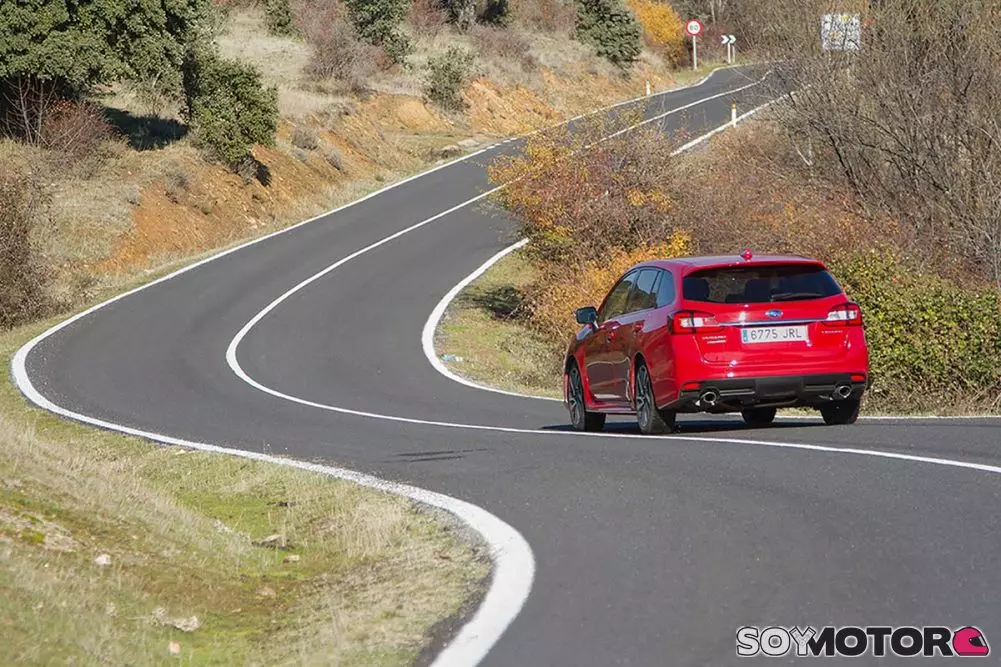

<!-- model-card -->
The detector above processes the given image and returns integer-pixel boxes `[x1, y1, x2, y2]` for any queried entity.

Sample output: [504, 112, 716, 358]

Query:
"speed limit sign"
[685, 19, 704, 70]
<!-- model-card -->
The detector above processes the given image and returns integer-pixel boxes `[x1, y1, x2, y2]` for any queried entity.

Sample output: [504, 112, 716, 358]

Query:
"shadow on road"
[540, 417, 824, 436]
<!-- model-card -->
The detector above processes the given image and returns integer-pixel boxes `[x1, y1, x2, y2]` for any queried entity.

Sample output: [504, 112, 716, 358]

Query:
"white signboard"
[821, 13, 861, 51]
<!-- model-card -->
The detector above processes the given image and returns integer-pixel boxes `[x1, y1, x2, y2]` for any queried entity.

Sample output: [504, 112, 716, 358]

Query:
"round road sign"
[685, 19, 704, 37]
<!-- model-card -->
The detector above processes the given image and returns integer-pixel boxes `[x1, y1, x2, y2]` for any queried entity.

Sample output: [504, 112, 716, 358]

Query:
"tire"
[635, 362, 676, 435]
[820, 399, 861, 426]
[567, 364, 606, 432]
[741, 407, 777, 427]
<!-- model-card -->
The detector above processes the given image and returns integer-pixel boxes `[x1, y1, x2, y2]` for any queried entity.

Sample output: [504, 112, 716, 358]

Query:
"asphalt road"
[19, 65, 1001, 665]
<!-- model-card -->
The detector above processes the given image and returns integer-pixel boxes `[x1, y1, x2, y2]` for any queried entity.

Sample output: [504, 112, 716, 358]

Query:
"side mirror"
[575, 306, 598, 325]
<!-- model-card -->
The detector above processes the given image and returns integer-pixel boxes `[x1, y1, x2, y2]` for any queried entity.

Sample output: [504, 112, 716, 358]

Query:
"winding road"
[14, 65, 1001, 665]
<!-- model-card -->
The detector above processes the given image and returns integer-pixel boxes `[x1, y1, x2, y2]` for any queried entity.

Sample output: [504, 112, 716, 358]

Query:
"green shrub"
[344, 0, 411, 61]
[182, 50, 279, 171]
[575, 0, 642, 66]
[265, 0, 296, 35]
[480, 0, 511, 25]
[832, 249, 1001, 409]
[425, 46, 475, 110]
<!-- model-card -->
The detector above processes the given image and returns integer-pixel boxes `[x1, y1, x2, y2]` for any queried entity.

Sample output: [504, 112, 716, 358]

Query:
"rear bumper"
[672, 373, 867, 412]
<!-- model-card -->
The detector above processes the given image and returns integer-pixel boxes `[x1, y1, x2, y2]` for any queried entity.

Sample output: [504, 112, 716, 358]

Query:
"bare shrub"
[324, 146, 344, 169]
[490, 117, 680, 265]
[490, 117, 691, 339]
[163, 164, 191, 203]
[0, 165, 49, 328]
[408, 0, 449, 37]
[672, 123, 883, 262]
[299, 12, 378, 89]
[470, 24, 536, 68]
[510, 0, 576, 34]
[759, 0, 1001, 286]
[40, 100, 115, 167]
[291, 125, 319, 150]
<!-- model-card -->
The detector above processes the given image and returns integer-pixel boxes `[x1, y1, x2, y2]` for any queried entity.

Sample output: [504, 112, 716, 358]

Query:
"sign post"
[720, 34, 737, 64]
[686, 19, 704, 71]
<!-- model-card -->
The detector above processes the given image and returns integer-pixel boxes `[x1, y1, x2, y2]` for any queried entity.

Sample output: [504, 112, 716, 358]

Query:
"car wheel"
[567, 364, 606, 432]
[635, 362, 676, 435]
[741, 407, 777, 427]
[820, 399, 861, 426]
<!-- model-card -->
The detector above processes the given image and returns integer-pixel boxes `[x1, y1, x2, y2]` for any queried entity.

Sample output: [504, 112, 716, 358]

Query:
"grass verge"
[1, 320, 488, 665]
[435, 250, 563, 399]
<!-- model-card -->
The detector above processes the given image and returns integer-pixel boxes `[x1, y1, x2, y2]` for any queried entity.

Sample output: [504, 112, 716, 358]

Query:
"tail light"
[672, 310, 722, 334]
[824, 302, 863, 327]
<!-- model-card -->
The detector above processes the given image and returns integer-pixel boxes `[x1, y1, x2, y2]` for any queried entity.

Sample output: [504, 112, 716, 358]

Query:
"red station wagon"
[563, 251, 870, 433]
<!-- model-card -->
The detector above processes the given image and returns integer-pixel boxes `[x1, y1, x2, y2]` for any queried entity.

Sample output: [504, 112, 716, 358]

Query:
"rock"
[457, 138, 480, 148]
[173, 616, 200, 632]
[94, 553, 111, 567]
[283, 554, 301, 564]
[168, 641, 181, 656]
[439, 145, 462, 160]
[251, 534, 286, 549]
[257, 586, 276, 599]
[153, 607, 200, 632]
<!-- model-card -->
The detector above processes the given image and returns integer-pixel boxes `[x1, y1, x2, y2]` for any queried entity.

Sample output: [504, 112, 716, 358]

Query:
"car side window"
[598, 272, 637, 322]
[656, 270, 675, 308]
[626, 269, 659, 313]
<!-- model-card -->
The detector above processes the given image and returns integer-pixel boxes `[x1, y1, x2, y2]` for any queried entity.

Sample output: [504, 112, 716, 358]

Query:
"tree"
[575, 0, 642, 66]
[0, 0, 211, 141]
[343, 0, 411, 60]
[182, 48, 278, 171]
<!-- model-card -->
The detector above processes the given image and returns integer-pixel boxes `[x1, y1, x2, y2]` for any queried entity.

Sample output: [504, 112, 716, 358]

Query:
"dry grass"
[0, 319, 487, 666]
[218, 9, 333, 118]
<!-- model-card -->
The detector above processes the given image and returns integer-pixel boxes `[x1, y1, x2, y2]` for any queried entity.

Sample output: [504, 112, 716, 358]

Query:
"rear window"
[682, 264, 842, 304]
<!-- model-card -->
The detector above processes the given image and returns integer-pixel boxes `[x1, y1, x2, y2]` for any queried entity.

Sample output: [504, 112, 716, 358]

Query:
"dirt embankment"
[29, 9, 708, 297]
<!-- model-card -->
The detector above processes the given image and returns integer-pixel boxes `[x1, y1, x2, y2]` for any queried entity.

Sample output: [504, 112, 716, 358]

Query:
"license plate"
[741, 325, 809, 344]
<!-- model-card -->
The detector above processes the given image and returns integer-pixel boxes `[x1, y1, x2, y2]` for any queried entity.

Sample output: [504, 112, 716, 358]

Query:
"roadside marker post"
[731, 103, 737, 127]
[721, 34, 737, 64]
[686, 19, 704, 70]
[646, 80, 651, 96]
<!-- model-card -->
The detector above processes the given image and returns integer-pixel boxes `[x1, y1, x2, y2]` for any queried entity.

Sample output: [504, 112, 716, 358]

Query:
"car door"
[606, 269, 661, 403]
[585, 272, 637, 402]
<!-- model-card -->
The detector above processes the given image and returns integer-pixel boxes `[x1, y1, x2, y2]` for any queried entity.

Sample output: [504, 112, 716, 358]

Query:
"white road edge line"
[7, 65, 756, 667]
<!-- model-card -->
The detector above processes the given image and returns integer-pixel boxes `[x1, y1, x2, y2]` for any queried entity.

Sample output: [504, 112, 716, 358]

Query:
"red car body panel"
[564, 254, 870, 415]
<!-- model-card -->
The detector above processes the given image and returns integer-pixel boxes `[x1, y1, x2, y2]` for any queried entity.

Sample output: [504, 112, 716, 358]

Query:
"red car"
[563, 251, 869, 433]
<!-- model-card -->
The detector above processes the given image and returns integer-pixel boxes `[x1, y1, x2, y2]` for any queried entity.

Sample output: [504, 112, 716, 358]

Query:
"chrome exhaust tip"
[833, 384, 853, 401]
[700, 389, 720, 407]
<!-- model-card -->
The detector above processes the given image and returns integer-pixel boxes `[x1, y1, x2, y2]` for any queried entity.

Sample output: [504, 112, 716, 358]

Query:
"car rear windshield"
[682, 264, 842, 304]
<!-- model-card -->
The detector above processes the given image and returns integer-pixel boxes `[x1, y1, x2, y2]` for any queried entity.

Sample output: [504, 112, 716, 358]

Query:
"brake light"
[824, 303, 863, 327]
[672, 310, 722, 334]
